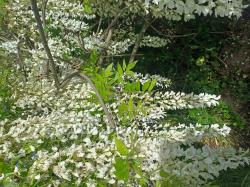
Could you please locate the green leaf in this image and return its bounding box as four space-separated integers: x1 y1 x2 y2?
148 79 157 92
104 63 113 77
115 138 129 156
132 161 143 177
83 0 92 14
155 181 162 187
89 49 98 65
126 61 137 71
118 102 127 116
139 178 147 186
142 81 150 92
128 98 133 112
0 160 12 173
122 60 127 71
117 64 123 75
135 81 141 91
114 157 129 182
160 170 170 178
126 70 135 76
97 181 107 187
124 83 133 92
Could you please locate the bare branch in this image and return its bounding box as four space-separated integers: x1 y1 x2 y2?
30 0 117 128
129 16 153 63
30 0 60 88
42 0 48 28
149 24 197 38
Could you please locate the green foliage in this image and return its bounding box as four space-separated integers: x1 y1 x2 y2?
118 98 147 124
114 156 130 182
115 138 129 157
83 0 92 14
0 51 14 120
114 136 185 186
114 137 148 186
156 170 183 187
165 101 245 128
213 166 250 187
0 0 8 29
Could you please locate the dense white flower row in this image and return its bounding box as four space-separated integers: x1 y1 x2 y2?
129 73 172 89
91 0 245 20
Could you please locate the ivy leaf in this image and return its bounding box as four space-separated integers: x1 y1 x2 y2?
114 156 129 182
115 138 129 156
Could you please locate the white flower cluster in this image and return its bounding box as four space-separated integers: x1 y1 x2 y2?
154 92 221 109
140 35 170 48
91 0 245 20
129 73 172 89
47 0 94 32
0 41 18 54
148 0 245 20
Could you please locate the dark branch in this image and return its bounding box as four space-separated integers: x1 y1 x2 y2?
31 0 60 88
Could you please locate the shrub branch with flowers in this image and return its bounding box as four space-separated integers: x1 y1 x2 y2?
0 0 249 186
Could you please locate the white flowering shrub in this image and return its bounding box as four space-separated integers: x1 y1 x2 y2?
0 0 249 186
0 63 249 186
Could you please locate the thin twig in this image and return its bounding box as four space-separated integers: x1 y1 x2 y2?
60 71 117 128
149 24 196 38
97 17 102 33
17 40 28 82
98 28 113 66
42 0 48 28
78 73 116 128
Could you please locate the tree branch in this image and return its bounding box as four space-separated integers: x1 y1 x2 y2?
31 0 60 88
59 71 117 128
42 0 48 28
30 0 117 128
78 73 116 128
129 16 152 62
98 28 113 66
